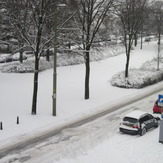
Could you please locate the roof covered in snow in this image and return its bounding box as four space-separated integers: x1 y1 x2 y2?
125 110 147 119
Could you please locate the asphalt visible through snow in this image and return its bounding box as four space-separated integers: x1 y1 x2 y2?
0 84 163 162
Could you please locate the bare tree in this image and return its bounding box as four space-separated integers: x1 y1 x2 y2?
69 0 114 99
116 0 148 77
154 1 163 70
0 0 16 53
5 0 68 114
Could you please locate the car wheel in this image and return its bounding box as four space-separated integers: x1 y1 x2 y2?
140 127 147 136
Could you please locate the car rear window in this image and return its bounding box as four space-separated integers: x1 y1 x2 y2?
123 117 138 123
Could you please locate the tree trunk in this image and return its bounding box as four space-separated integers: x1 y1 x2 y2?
31 56 39 115
140 31 143 49
31 6 43 114
157 43 160 71
125 39 131 78
68 42 71 49
85 50 90 99
134 34 137 47
140 25 143 49
125 53 130 77
19 49 23 63
46 49 50 61
157 31 161 71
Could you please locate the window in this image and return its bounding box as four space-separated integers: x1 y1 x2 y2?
140 115 150 122
147 114 153 119
139 117 145 123
123 117 138 123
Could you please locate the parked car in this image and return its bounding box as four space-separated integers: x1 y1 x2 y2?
119 110 160 136
153 100 163 113
145 37 150 42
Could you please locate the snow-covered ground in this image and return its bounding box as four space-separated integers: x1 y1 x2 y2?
0 41 163 163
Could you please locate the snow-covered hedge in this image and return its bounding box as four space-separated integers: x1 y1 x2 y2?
111 69 163 89
2 64 33 73
111 57 163 89
1 58 52 73
140 58 163 71
0 52 27 63
56 45 125 66
1 45 125 73
12 52 27 61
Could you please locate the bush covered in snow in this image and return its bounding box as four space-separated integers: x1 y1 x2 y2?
111 56 163 89
111 69 163 89
1 58 52 73
0 52 27 63
56 45 125 66
1 45 125 73
12 52 27 61
140 58 163 71
2 64 33 73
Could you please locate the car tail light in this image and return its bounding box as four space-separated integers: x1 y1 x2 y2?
133 123 140 129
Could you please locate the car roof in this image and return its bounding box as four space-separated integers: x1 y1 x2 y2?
125 110 147 119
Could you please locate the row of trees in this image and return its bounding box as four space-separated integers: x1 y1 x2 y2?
0 0 162 115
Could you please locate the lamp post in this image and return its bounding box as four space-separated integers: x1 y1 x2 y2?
52 4 66 116
52 28 57 116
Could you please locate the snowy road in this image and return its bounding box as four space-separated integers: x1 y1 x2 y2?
0 91 161 163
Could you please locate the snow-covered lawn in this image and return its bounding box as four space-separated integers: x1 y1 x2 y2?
0 41 163 162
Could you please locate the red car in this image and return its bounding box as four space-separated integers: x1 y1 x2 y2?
153 100 163 113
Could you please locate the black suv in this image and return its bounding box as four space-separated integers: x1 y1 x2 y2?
119 110 160 136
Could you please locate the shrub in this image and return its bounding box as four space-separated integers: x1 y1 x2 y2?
111 69 163 89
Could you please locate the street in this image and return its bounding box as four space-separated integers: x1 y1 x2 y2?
0 91 161 163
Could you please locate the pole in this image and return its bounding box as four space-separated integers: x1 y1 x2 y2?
52 4 58 116
17 116 19 124
52 21 57 116
157 31 161 71
52 4 66 116
0 122 2 130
